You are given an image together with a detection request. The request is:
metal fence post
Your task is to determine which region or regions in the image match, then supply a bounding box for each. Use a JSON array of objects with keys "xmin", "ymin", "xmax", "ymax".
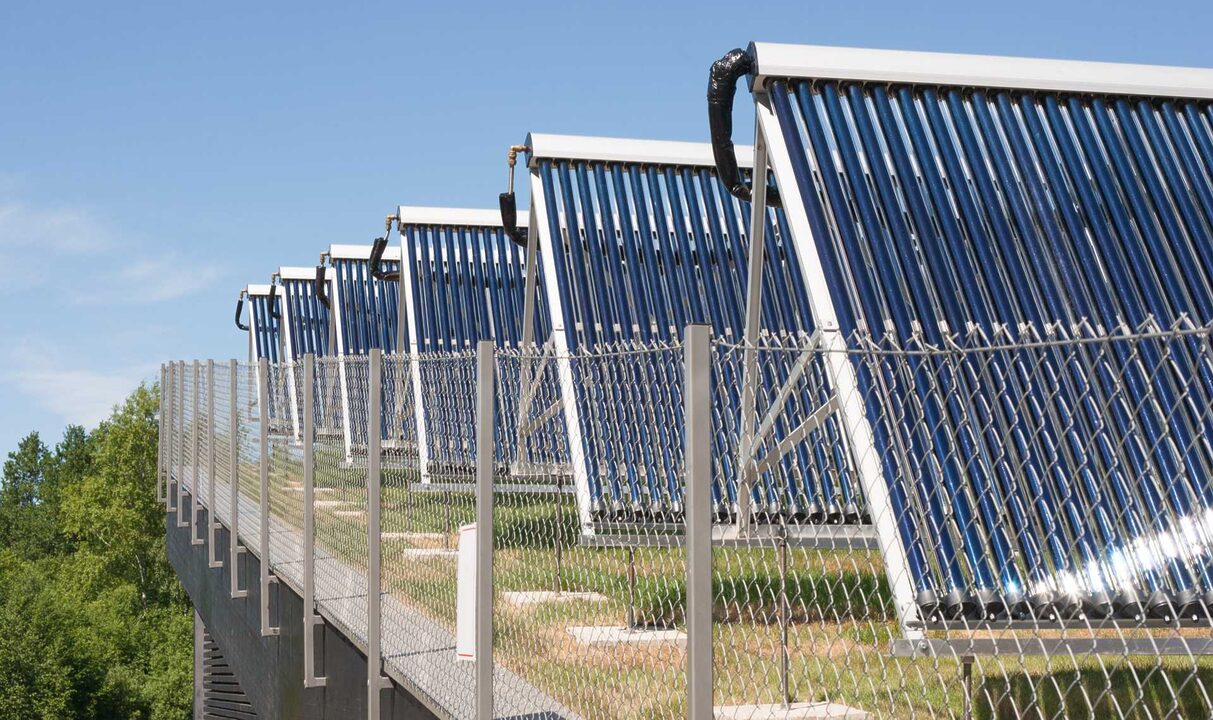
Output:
[
  {"xmin": 684, "ymin": 324, "xmax": 713, "ymax": 720},
  {"xmin": 177, "ymin": 361, "xmax": 187, "ymax": 523},
  {"xmin": 368, "ymin": 349, "xmax": 389, "ymax": 718},
  {"xmin": 208, "ymin": 359, "xmax": 221, "ymax": 566},
  {"xmin": 230, "ymin": 359, "xmax": 247, "ymax": 599},
  {"xmin": 158, "ymin": 364, "xmax": 167, "ymax": 505},
  {"xmin": 303, "ymin": 354, "xmax": 326, "ymax": 688},
  {"xmin": 258, "ymin": 357, "xmax": 278, "ymax": 636},
  {"xmin": 190, "ymin": 361, "xmax": 202, "ymax": 538},
  {"xmin": 191, "ymin": 356, "xmax": 203, "ymax": 540},
  {"xmin": 164, "ymin": 363, "xmax": 174, "ymax": 509},
  {"xmin": 476, "ymin": 340, "xmax": 495, "ymax": 720}
]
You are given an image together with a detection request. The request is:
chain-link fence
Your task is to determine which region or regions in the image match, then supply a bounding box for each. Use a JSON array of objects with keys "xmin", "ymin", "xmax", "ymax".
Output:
[
  {"xmin": 161, "ymin": 322, "xmax": 1213, "ymax": 720},
  {"xmin": 492, "ymin": 342, "xmax": 689, "ymax": 720}
]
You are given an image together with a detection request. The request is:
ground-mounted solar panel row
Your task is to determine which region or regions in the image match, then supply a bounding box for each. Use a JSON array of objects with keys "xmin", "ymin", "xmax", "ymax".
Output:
[
  {"xmin": 230, "ymin": 44, "xmax": 1213, "ymax": 642},
  {"xmin": 524, "ymin": 135, "xmax": 863, "ymax": 525},
  {"xmin": 744, "ymin": 42, "xmax": 1213, "ymax": 625}
]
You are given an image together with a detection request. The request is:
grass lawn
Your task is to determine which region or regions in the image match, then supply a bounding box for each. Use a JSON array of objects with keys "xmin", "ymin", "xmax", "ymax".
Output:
[{"xmin": 233, "ymin": 439, "xmax": 1213, "ymax": 719}]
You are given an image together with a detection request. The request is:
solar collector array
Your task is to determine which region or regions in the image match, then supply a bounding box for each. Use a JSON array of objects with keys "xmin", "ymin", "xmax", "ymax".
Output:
[
  {"xmin": 527, "ymin": 135, "xmax": 864, "ymax": 523},
  {"xmin": 246, "ymin": 284, "xmax": 281, "ymax": 363},
  {"xmin": 396, "ymin": 208, "xmax": 551, "ymax": 472},
  {"xmin": 279, "ymin": 267, "xmax": 332, "ymax": 360},
  {"xmin": 399, "ymin": 210, "xmax": 549, "ymax": 352},
  {"xmin": 329, "ymin": 245, "xmax": 402, "ymax": 356},
  {"xmin": 760, "ymin": 49, "xmax": 1213, "ymax": 621}
]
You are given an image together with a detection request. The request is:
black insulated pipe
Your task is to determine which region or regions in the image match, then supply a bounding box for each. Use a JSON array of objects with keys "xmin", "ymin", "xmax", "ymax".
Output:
[
  {"xmin": 235, "ymin": 294, "xmax": 249, "ymax": 331},
  {"xmin": 368, "ymin": 236, "xmax": 400, "ymax": 282},
  {"xmin": 499, "ymin": 192, "xmax": 528, "ymax": 248},
  {"xmin": 315, "ymin": 265, "xmax": 330, "ymax": 308},
  {"xmin": 268, "ymin": 283, "xmax": 281, "ymax": 320},
  {"xmin": 708, "ymin": 47, "xmax": 780, "ymax": 208}
]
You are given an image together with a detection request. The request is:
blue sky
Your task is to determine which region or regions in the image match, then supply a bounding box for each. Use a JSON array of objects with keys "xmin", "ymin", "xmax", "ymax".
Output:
[{"xmin": 0, "ymin": 0, "xmax": 1210, "ymax": 455}]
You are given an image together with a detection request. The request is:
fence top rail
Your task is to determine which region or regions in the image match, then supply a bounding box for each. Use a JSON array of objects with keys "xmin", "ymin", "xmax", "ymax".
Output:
[{"xmin": 747, "ymin": 41, "xmax": 1213, "ymax": 99}]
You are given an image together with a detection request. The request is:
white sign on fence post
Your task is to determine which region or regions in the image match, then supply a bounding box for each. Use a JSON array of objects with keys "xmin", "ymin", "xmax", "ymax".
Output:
[{"xmin": 456, "ymin": 522, "xmax": 477, "ymax": 662}]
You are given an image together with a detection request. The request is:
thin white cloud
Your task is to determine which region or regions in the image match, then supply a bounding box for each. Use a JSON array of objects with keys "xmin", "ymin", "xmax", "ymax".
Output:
[
  {"xmin": 0, "ymin": 201, "xmax": 110, "ymax": 254},
  {"xmin": 0, "ymin": 197, "xmax": 222, "ymax": 305},
  {"xmin": 67, "ymin": 254, "xmax": 224, "ymax": 306},
  {"xmin": 8, "ymin": 366, "xmax": 149, "ymax": 429},
  {"xmin": 2, "ymin": 340, "xmax": 155, "ymax": 430}
]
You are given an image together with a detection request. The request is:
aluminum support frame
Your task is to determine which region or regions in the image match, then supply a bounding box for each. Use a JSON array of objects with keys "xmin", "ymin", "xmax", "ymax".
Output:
[
  {"xmin": 527, "ymin": 170, "xmax": 594, "ymax": 529},
  {"xmin": 398, "ymin": 228, "xmax": 431, "ymax": 483},
  {"xmin": 755, "ymin": 92, "xmax": 922, "ymax": 634},
  {"xmin": 735, "ymin": 130, "xmax": 772, "ymax": 536}
]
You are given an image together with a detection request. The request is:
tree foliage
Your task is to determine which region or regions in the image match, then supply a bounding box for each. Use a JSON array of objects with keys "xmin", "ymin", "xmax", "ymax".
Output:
[{"xmin": 0, "ymin": 384, "xmax": 191, "ymax": 719}]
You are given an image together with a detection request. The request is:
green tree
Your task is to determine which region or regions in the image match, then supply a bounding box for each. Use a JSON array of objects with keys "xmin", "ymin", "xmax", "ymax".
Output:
[
  {"xmin": 0, "ymin": 383, "xmax": 192, "ymax": 720},
  {"xmin": 62, "ymin": 386, "xmax": 177, "ymax": 606},
  {"xmin": 0, "ymin": 433, "xmax": 56, "ymax": 559}
]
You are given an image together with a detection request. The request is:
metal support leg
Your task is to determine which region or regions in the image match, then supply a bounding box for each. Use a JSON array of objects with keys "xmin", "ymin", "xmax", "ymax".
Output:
[
  {"xmin": 158, "ymin": 364, "xmax": 167, "ymax": 504},
  {"xmin": 444, "ymin": 494, "xmax": 452, "ymax": 550},
  {"xmin": 756, "ymin": 92, "xmax": 922, "ymax": 634},
  {"xmin": 230, "ymin": 359, "xmax": 247, "ymax": 600},
  {"xmin": 778, "ymin": 533, "xmax": 790, "ymax": 708},
  {"xmin": 626, "ymin": 547, "xmax": 637, "ymax": 630},
  {"xmin": 303, "ymin": 354, "xmax": 327, "ymax": 688},
  {"xmin": 368, "ymin": 350, "xmax": 390, "ymax": 718},
  {"xmin": 736, "ymin": 128, "xmax": 772, "ymax": 536},
  {"xmin": 164, "ymin": 363, "xmax": 174, "ymax": 509},
  {"xmin": 208, "ymin": 360, "xmax": 221, "ymax": 567},
  {"xmin": 191, "ymin": 361, "xmax": 203, "ymax": 543},
  {"xmin": 554, "ymin": 475, "xmax": 563, "ymax": 596},
  {"xmin": 962, "ymin": 656, "xmax": 974, "ymax": 720},
  {"xmin": 258, "ymin": 357, "xmax": 278, "ymax": 637},
  {"xmin": 475, "ymin": 340, "xmax": 495, "ymax": 720},
  {"xmin": 685, "ymin": 324, "xmax": 713, "ymax": 720}
]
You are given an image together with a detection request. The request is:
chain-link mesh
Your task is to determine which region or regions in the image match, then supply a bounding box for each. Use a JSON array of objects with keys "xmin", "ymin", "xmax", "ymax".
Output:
[
  {"xmin": 161, "ymin": 323, "xmax": 1213, "ymax": 720},
  {"xmin": 210, "ymin": 362, "xmax": 234, "ymax": 531},
  {"xmin": 197, "ymin": 361, "xmax": 211, "ymax": 538},
  {"xmin": 493, "ymin": 343, "xmax": 688, "ymax": 720},
  {"xmin": 182, "ymin": 362, "xmax": 198, "ymax": 515},
  {"xmin": 236, "ymin": 362, "xmax": 261, "ymax": 547},
  {"xmin": 377, "ymin": 351, "xmax": 476, "ymax": 713},
  {"xmin": 711, "ymin": 325, "xmax": 1213, "ymax": 720},
  {"xmin": 266, "ymin": 361, "xmax": 305, "ymax": 586},
  {"xmin": 312, "ymin": 355, "xmax": 371, "ymax": 647}
]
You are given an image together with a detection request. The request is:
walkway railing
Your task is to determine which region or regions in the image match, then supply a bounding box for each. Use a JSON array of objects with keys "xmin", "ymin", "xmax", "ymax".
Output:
[{"xmin": 161, "ymin": 322, "xmax": 1213, "ymax": 720}]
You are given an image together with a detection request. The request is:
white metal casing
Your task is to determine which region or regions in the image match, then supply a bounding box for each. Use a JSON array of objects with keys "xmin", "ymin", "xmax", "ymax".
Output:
[{"xmin": 747, "ymin": 42, "xmax": 1213, "ymax": 99}]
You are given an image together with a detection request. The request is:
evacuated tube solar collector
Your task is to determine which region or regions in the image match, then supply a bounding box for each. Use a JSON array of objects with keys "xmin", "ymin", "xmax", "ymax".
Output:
[
  {"xmin": 724, "ymin": 41, "xmax": 1213, "ymax": 627},
  {"xmin": 518, "ymin": 133, "xmax": 867, "ymax": 533}
]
